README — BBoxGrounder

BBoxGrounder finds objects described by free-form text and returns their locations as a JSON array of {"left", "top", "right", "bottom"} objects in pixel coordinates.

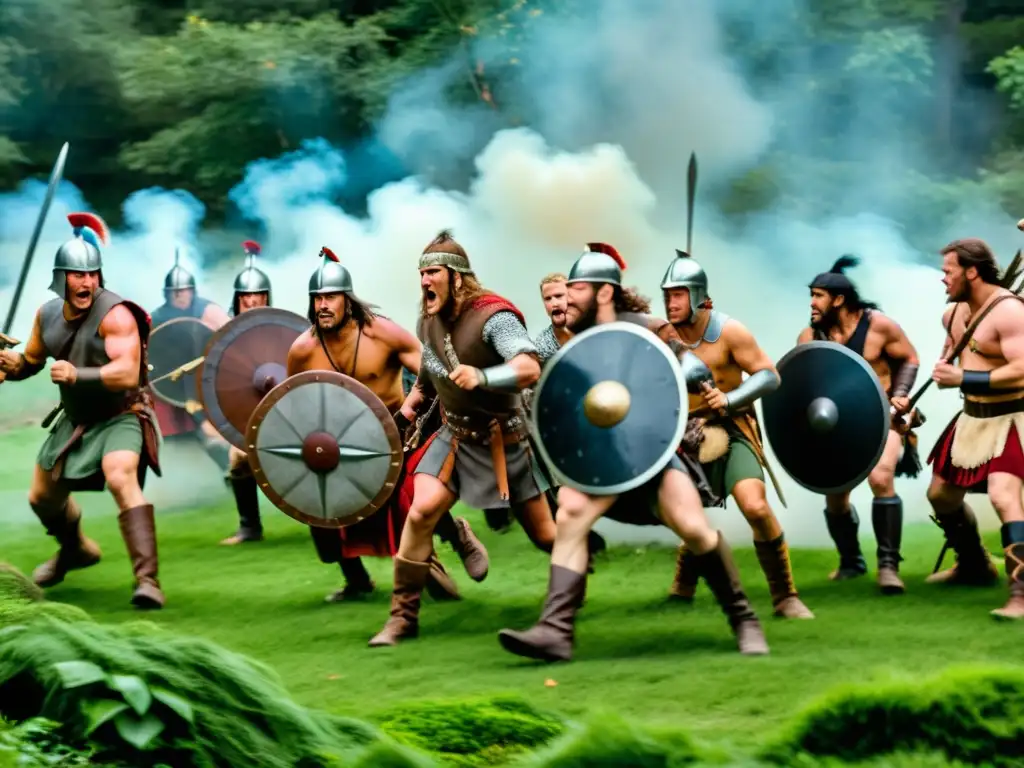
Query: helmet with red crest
[
  {"left": 232, "top": 240, "right": 272, "bottom": 314},
  {"left": 50, "top": 212, "right": 109, "bottom": 296},
  {"left": 566, "top": 242, "right": 627, "bottom": 287},
  {"left": 308, "top": 246, "right": 353, "bottom": 295}
]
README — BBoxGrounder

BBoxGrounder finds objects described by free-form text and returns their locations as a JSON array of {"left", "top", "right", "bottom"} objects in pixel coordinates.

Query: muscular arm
[
  {"left": 961, "top": 300, "right": 1024, "bottom": 392},
  {"left": 201, "top": 303, "right": 231, "bottom": 331},
  {"left": 373, "top": 318, "right": 422, "bottom": 375},
  {"left": 940, "top": 305, "right": 955, "bottom": 359},
  {"left": 1, "top": 310, "right": 48, "bottom": 380},
  {"left": 722, "top": 320, "right": 779, "bottom": 411},
  {"left": 286, "top": 333, "right": 315, "bottom": 376},
  {"left": 76, "top": 305, "right": 142, "bottom": 391},
  {"left": 796, "top": 327, "right": 814, "bottom": 345},
  {"left": 479, "top": 311, "right": 541, "bottom": 390},
  {"left": 878, "top": 314, "right": 920, "bottom": 397}
]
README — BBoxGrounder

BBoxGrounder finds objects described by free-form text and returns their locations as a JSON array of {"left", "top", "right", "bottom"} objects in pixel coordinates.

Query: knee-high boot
[
  {"left": 669, "top": 544, "right": 700, "bottom": 602},
  {"left": 497, "top": 565, "right": 587, "bottom": 662},
  {"left": 926, "top": 503, "right": 999, "bottom": 585},
  {"left": 694, "top": 533, "right": 769, "bottom": 655},
  {"left": 118, "top": 504, "right": 165, "bottom": 609},
  {"left": 30, "top": 497, "right": 101, "bottom": 587},
  {"left": 754, "top": 534, "right": 814, "bottom": 618},
  {"left": 872, "top": 496, "right": 905, "bottom": 594},
  {"left": 824, "top": 506, "right": 867, "bottom": 580},
  {"left": 991, "top": 521, "right": 1024, "bottom": 621},
  {"left": 221, "top": 465, "right": 263, "bottom": 545},
  {"left": 368, "top": 556, "right": 431, "bottom": 647}
]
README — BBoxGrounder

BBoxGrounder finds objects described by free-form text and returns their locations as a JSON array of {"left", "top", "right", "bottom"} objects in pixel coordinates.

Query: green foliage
[
  {"left": 989, "top": 46, "right": 1024, "bottom": 112},
  {"left": 0, "top": 563, "right": 91, "bottom": 631},
  {"left": 0, "top": 717, "right": 96, "bottom": 768},
  {"left": 763, "top": 664, "right": 1024, "bottom": 767},
  {"left": 0, "top": 562, "right": 44, "bottom": 603},
  {"left": 373, "top": 695, "right": 564, "bottom": 766}
]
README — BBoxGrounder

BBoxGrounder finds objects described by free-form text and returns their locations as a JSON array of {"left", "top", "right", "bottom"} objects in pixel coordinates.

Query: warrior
[
  {"left": 0, "top": 213, "right": 165, "bottom": 608},
  {"left": 663, "top": 250, "right": 813, "bottom": 618},
  {"left": 497, "top": 243, "right": 770, "bottom": 661},
  {"left": 368, "top": 230, "right": 556, "bottom": 647},
  {"left": 796, "top": 256, "right": 921, "bottom": 594},
  {"left": 286, "top": 246, "right": 490, "bottom": 603},
  {"left": 533, "top": 272, "right": 573, "bottom": 360},
  {"left": 928, "top": 238, "right": 1023, "bottom": 619},
  {"left": 221, "top": 241, "right": 274, "bottom": 545},
  {"left": 149, "top": 247, "right": 232, "bottom": 470}
]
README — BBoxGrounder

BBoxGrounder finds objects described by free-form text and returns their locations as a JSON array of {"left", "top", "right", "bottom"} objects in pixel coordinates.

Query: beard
[
  {"left": 948, "top": 282, "right": 970, "bottom": 302},
  {"left": 566, "top": 300, "right": 598, "bottom": 333},
  {"left": 810, "top": 305, "right": 840, "bottom": 332}
]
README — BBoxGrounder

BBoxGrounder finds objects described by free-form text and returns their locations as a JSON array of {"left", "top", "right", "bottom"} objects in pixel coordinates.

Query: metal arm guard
[
  {"left": 4, "top": 354, "right": 44, "bottom": 381},
  {"left": 480, "top": 362, "right": 520, "bottom": 392},
  {"left": 892, "top": 363, "right": 918, "bottom": 398},
  {"left": 725, "top": 368, "right": 780, "bottom": 412}
]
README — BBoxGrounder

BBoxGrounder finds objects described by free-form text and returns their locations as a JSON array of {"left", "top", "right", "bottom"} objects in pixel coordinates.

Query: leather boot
[
  {"left": 872, "top": 496, "right": 905, "bottom": 594},
  {"left": 694, "top": 533, "right": 769, "bottom": 655},
  {"left": 221, "top": 466, "right": 263, "bottom": 545},
  {"left": 30, "top": 498, "right": 102, "bottom": 587},
  {"left": 424, "top": 553, "right": 461, "bottom": 601},
  {"left": 668, "top": 545, "right": 699, "bottom": 603},
  {"left": 497, "top": 565, "right": 587, "bottom": 662},
  {"left": 448, "top": 517, "right": 490, "bottom": 582},
  {"left": 118, "top": 505, "right": 165, "bottom": 609},
  {"left": 484, "top": 507, "right": 515, "bottom": 533},
  {"left": 991, "top": 521, "right": 1024, "bottom": 621},
  {"left": 368, "top": 556, "right": 431, "bottom": 647},
  {"left": 926, "top": 504, "right": 1000, "bottom": 586},
  {"left": 754, "top": 535, "right": 814, "bottom": 618},
  {"left": 824, "top": 507, "right": 868, "bottom": 580},
  {"left": 325, "top": 557, "right": 375, "bottom": 603},
  {"left": 587, "top": 530, "right": 606, "bottom": 574}
]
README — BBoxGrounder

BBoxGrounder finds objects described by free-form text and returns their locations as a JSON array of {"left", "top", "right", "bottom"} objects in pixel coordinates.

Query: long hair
[
  {"left": 308, "top": 291, "right": 378, "bottom": 333},
  {"left": 420, "top": 268, "right": 490, "bottom": 319},
  {"left": 820, "top": 255, "right": 881, "bottom": 312},
  {"left": 613, "top": 285, "right": 652, "bottom": 314},
  {"left": 941, "top": 238, "right": 1001, "bottom": 285}
]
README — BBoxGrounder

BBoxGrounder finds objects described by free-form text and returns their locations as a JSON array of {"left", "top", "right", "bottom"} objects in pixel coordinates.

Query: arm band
[
  {"left": 892, "top": 363, "right": 918, "bottom": 398},
  {"left": 73, "top": 367, "right": 107, "bottom": 391},
  {"left": 5, "top": 355, "right": 44, "bottom": 381},
  {"left": 725, "top": 368, "right": 780, "bottom": 412},
  {"left": 480, "top": 363, "right": 520, "bottom": 392},
  {"left": 960, "top": 370, "right": 994, "bottom": 395}
]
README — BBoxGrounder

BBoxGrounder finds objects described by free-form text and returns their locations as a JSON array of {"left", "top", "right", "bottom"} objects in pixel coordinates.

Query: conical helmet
[
  {"left": 661, "top": 249, "right": 708, "bottom": 315},
  {"left": 566, "top": 242, "right": 626, "bottom": 287},
  {"left": 308, "top": 246, "right": 353, "bottom": 294},
  {"left": 50, "top": 212, "right": 108, "bottom": 296},
  {"left": 232, "top": 240, "right": 272, "bottom": 313},
  {"left": 164, "top": 246, "right": 196, "bottom": 293}
]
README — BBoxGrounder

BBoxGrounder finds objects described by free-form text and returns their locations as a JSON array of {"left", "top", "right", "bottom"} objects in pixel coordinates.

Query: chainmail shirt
[{"left": 420, "top": 310, "right": 538, "bottom": 377}]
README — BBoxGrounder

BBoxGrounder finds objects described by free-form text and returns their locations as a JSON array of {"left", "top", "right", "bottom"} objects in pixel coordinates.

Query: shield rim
[
  {"left": 765, "top": 340, "right": 890, "bottom": 495},
  {"left": 148, "top": 316, "right": 213, "bottom": 409},
  {"left": 244, "top": 369, "right": 404, "bottom": 529},
  {"left": 530, "top": 320, "right": 689, "bottom": 495},
  {"left": 197, "top": 307, "right": 309, "bottom": 449}
]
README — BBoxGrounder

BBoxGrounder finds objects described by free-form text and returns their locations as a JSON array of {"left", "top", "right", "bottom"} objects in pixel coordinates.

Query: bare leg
[
  {"left": 104, "top": 450, "right": 164, "bottom": 609},
  {"left": 27, "top": 464, "right": 100, "bottom": 587},
  {"left": 987, "top": 472, "right": 1024, "bottom": 620}
]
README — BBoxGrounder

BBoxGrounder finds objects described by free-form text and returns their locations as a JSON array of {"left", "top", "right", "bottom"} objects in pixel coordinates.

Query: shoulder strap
[{"left": 947, "top": 293, "right": 1019, "bottom": 364}]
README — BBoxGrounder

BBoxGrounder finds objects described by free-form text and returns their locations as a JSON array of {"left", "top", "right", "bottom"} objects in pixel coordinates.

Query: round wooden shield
[
  {"left": 245, "top": 370, "right": 403, "bottom": 528},
  {"left": 148, "top": 317, "right": 213, "bottom": 409}
]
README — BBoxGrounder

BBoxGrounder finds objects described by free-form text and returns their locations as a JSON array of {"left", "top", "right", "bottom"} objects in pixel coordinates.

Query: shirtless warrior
[
  {"left": 149, "top": 248, "right": 232, "bottom": 471},
  {"left": 663, "top": 251, "right": 813, "bottom": 618},
  {"left": 498, "top": 244, "right": 769, "bottom": 660},
  {"left": 221, "top": 241, "right": 274, "bottom": 545},
  {"left": 0, "top": 213, "right": 165, "bottom": 608},
  {"left": 797, "top": 256, "right": 921, "bottom": 594},
  {"left": 287, "top": 247, "right": 489, "bottom": 603},
  {"left": 929, "top": 238, "right": 1022, "bottom": 618},
  {"left": 369, "top": 230, "right": 556, "bottom": 646}
]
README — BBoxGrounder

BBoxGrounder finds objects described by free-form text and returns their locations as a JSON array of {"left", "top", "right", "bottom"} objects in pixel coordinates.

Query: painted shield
[
  {"left": 761, "top": 341, "right": 890, "bottom": 495},
  {"left": 245, "top": 370, "right": 403, "bottom": 528},
  {"left": 148, "top": 317, "right": 213, "bottom": 409},
  {"left": 198, "top": 307, "right": 309, "bottom": 449},
  {"left": 531, "top": 321, "right": 688, "bottom": 495}
]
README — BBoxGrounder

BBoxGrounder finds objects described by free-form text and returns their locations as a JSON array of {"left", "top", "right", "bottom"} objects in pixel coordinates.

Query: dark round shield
[
  {"left": 197, "top": 307, "right": 309, "bottom": 449},
  {"left": 531, "top": 321, "right": 688, "bottom": 495},
  {"left": 148, "top": 317, "right": 214, "bottom": 409},
  {"left": 245, "top": 370, "right": 403, "bottom": 528},
  {"left": 761, "top": 341, "right": 890, "bottom": 495}
]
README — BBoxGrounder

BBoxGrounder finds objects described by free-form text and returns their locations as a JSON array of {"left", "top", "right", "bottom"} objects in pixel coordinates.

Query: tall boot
[
  {"left": 694, "top": 533, "right": 769, "bottom": 655},
  {"left": 497, "top": 565, "right": 587, "bottom": 662},
  {"left": 424, "top": 553, "right": 461, "bottom": 601},
  {"left": 118, "top": 504, "right": 165, "bottom": 609},
  {"left": 368, "top": 556, "right": 431, "bottom": 647},
  {"left": 824, "top": 507, "right": 868, "bottom": 580},
  {"left": 436, "top": 515, "right": 489, "bottom": 582},
  {"left": 754, "top": 535, "right": 814, "bottom": 618},
  {"left": 325, "top": 557, "right": 375, "bottom": 603},
  {"left": 668, "top": 545, "right": 700, "bottom": 602},
  {"left": 991, "top": 522, "right": 1024, "bottom": 621},
  {"left": 925, "top": 504, "right": 1000, "bottom": 585},
  {"left": 484, "top": 508, "right": 515, "bottom": 533},
  {"left": 30, "top": 498, "right": 102, "bottom": 587},
  {"left": 587, "top": 530, "right": 606, "bottom": 574},
  {"left": 221, "top": 466, "right": 263, "bottom": 545},
  {"left": 872, "top": 497, "right": 905, "bottom": 594}
]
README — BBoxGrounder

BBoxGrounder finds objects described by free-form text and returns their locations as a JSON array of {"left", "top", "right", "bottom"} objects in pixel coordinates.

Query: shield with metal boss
[
  {"left": 531, "top": 321, "right": 689, "bottom": 495},
  {"left": 197, "top": 307, "right": 309, "bottom": 449},
  {"left": 245, "top": 370, "right": 404, "bottom": 528},
  {"left": 761, "top": 340, "right": 890, "bottom": 495},
  {"left": 148, "top": 317, "right": 214, "bottom": 411}
]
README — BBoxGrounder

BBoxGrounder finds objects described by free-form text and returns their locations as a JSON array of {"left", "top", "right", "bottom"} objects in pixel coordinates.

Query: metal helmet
[
  {"left": 661, "top": 249, "right": 708, "bottom": 321},
  {"left": 50, "top": 212, "right": 108, "bottom": 296},
  {"left": 309, "top": 246, "right": 353, "bottom": 295},
  {"left": 566, "top": 242, "right": 626, "bottom": 287},
  {"left": 232, "top": 240, "right": 272, "bottom": 313},
  {"left": 164, "top": 246, "right": 197, "bottom": 293}
]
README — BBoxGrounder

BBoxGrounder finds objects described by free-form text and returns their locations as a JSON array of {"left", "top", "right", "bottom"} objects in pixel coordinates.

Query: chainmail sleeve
[
  {"left": 532, "top": 325, "right": 561, "bottom": 365},
  {"left": 482, "top": 311, "right": 538, "bottom": 361}
]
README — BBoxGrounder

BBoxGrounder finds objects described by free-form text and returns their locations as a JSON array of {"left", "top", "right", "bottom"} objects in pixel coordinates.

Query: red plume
[
  {"left": 586, "top": 242, "right": 626, "bottom": 270},
  {"left": 320, "top": 246, "right": 339, "bottom": 262},
  {"left": 242, "top": 240, "right": 261, "bottom": 255},
  {"left": 67, "top": 212, "right": 110, "bottom": 245}
]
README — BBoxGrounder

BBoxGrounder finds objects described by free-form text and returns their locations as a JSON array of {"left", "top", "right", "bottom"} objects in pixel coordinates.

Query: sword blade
[
  {"left": 3, "top": 142, "right": 70, "bottom": 336},
  {"left": 685, "top": 152, "right": 697, "bottom": 256}
]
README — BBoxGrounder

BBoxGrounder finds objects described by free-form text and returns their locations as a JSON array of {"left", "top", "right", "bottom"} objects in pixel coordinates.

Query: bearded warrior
[
  {"left": 498, "top": 243, "right": 769, "bottom": 661},
  {"left": 368, "top": 230, "right": 556, "bottom": 646},
  {"left": 929, "top": 238, "right": 1024, "bottom": 619},
  {"left": 220, "top": 240, "right": 274, "bottom": 545},
  {"left": 148, "top": 246, "right": 232, "bottom": 470},
  {"left": 795, "top": 256, "right": 921, "bottom": 594},
  {"left": 286, "top": 246, "right": 489, "bottom": 603},
  {"left": 662, "top": 251, "right": 813, "bottom": 618},
  {"left": 0, "top": 213, "right": 165, "bottom": 608}
]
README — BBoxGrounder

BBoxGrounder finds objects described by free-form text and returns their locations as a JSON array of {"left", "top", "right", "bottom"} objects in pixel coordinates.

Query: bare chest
[{"left": 311, "top": 334, "right": 403, "bottom": 410}]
